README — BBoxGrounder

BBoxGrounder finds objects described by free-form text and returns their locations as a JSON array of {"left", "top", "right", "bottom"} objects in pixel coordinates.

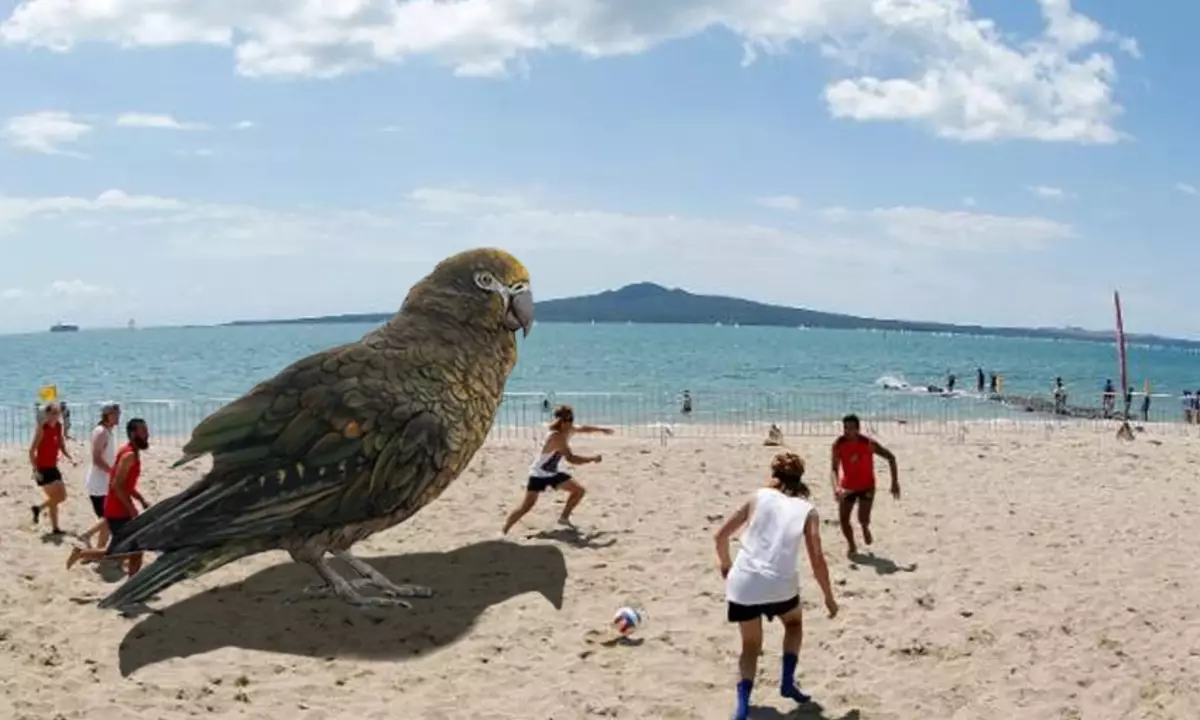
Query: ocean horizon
[{"left": 1, "top": 322, "right": 1196, "bottom": 445}]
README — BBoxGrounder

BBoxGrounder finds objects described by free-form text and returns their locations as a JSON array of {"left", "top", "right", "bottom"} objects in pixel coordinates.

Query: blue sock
[
  {"left": 733, "top": 679, "right": 753, "bottom": 720},
  {"left": 780, "top": 653, "right": 810, "bottom": 703}
]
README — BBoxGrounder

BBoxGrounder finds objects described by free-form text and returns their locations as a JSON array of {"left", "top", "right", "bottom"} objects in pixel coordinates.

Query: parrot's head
[{"left": 405, "top": 247, "right": 534, "bottom": 338}]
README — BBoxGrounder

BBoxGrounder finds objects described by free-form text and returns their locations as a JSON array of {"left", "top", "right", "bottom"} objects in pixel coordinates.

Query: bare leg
[
  {"left": 778, "top": 607, "right": 810, "bottom": 703},
  {"left": 838, "top": 495, "right": 858, "bottom": 557},
  {"left": 733, "top": 617, "right": 763, "bottom": 720},
  {"left": 857, "top": 491, "right": 875, "bottom": 546},
  {"left": 557, "top": 480, "right": 587, "bottom": 526},
  {"left": 293, "top": 555, "right": 420, "bottom": 608},
  {"left": 78, "top": 519, "right": 109, "bottom": 548},
  {"left": 502, "top": 491, "right": 539, "bottom": 534},
  {"left": 45, "top": 481, "right": 67, "bottom": 533}
]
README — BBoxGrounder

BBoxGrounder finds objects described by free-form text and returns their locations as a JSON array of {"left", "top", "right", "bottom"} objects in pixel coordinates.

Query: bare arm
[
  {"left": 111, "top": 454, "right": 138, "bottom": 517},
  {"left": 29, "top": 425, "right": 42, "bottom": 468},
  {"left": 871, "top": 439, "right": 900, "bottom": 497},
  {"left": 575, "top": 425, "right": 614, "bottom": 435},
  {"left": 549, "top": 433, "right": 599, "bottom": 465},
  {"left": 714, "top": 500, "right": 753, "bottom": 576},
  {"left": 803, "top": 511, "right": 838, "bottom": 617},
  {"left": 60, "top": 439, "right": 73, "bottom": 463},
  {"left": 91, "top": 431, "right": 112, "bottom": 475}
]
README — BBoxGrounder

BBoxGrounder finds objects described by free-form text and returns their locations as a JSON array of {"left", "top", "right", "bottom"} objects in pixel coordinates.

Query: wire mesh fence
[{"left": 3, "top": 389, "right": 1197, "bottom": 448}]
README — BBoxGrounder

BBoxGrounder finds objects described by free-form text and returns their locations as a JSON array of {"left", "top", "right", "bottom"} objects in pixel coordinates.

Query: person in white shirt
[
  {"left": 77, "top": 403, "right": 120, "bottom": 548},
  {"left": 714, "top": 452, "right": 838, "bottom": 720}
]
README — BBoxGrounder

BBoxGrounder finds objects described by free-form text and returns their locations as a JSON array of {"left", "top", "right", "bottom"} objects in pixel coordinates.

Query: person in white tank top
[
  {"left": 714, "top": 452, "right": 838, "bottom": 720},
  {"left": 77, "top": 403, "right": 120, "bottom": 549},
  {"left": 501, "top": 404, "right": 613, "bottom": 535}
]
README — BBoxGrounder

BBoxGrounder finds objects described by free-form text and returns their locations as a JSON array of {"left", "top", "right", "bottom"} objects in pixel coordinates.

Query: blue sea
[{"left": 1, "top": 323, "right": 1197, "bottom": 443}]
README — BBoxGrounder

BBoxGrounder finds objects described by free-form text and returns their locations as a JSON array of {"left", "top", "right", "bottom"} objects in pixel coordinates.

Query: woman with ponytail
[{"left": 714, "top": 452, "right": 838, "bottom": 720}]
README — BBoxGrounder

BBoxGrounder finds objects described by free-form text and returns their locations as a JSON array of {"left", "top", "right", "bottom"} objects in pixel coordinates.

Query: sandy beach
[{"left": 2, "top": 421, "right": 1199, "bottom": 720}]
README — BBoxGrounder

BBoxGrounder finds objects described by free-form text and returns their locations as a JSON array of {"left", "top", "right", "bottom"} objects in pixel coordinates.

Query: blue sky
[{"left": 1, "top": 0, "right": 1197, "bottom": 336}]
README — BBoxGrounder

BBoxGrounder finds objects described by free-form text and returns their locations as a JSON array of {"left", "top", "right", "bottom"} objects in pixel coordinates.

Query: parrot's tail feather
[{"left": 96, "top": 546, "right": 251, "bottom": 610}]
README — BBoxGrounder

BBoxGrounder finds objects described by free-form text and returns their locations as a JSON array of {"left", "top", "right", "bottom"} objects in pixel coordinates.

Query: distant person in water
[
  {"left": 714, "top": 452, "right": 838, "bottom": 720},
  {"left": 30, "top": 402, "right": 74, "bottom": 535},
  {"left": 830, "top": 414, "right": 900, "bottom": 558},
  {"left": 946, "top": 372, "right": 956, "bottom": 393},
  {"left": 1124, "top": 386, "right": 1134, "bottom": 418},
  {"left": 1140, "top": 390, "right": 1151, "bottom": 422},
  {"left": 681, "top": 390, "right": 693, "bottom": 415},
  {"left": 501, "top": 405, "right": 613, "bottom": 534},
  {"left": 976, "top": 367, "right": 985, "bottom": 394},
  {"left": 1182, "top": 391, "right": 1194, "bottom": 424},
  {"left": 1102, "top": 380, "right": 1116, "bottom": 419},
  {"left": 988, "top": 373, "right": 998, "bottom": 394},
  {"left": 1052, "top": 377, "right": 1067, "bottom": 415}
]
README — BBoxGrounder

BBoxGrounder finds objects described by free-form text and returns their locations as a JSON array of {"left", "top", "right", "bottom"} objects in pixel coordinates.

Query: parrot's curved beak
[{"left": 505, "top": 290, "right": 534, "bottom": 337}]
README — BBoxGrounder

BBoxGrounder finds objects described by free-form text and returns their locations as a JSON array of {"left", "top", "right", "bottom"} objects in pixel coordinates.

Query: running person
[
  {"left": 30, "top": 402, "right": 74, "bottom": 535},
  {"left": 830, "top": 414, "right": 899, "bottom": 557},
  {"left": 78, "top": 403, "right": 120, "bottom": 548},
  {"left": 67, "top": 418, "right": 151, "bottom": 578},
  {"left": 501, "top": 405, "right": 612, "bottom": 534},
  {"left": 714, "top": 452, "right": 838, "bottom": 720}
]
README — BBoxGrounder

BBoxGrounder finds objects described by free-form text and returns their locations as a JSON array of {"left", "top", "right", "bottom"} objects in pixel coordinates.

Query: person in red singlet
[
  {"left": 29, "top": 402, "right": 75, "bottom": 535},
  {"left": 829, "top": 414, "right": 899, "bottom": 558},
  {"left": 67, "top": 418, "right": 151, "bottom": 578}
]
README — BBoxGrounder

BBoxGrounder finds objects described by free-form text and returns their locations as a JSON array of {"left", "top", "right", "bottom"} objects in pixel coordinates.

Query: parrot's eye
[{"left": 474, "top": 271, "right": 498, "bottom": 291}]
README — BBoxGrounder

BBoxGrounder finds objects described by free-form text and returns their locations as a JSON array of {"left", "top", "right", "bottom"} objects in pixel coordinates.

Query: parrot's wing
[{"left": 109, "top": 343, "right": 452, "bottom": 553}]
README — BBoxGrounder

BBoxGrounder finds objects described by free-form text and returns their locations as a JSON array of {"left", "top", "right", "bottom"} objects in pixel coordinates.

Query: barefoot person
[
  {"left": 67, "top": 418, "right": 151, "bottom": 578},
  {"left": 830, "top": 414, "right": 899, "bottom": 557},
  {"left": 714, "top": 452, "right": 838, "bottom": 720},
  {"left": 30, "top": 402, "right": 74, "bottom": 535},
  {"left": 501, "top": 405, "right": 612, "bottom": 534},
  {"left": 77, "top": 403, "right": 120, "bottom": 548}
]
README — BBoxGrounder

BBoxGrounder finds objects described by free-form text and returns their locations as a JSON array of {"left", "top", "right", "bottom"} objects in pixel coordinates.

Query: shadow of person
[
  {"left": 40, "top": 532, "right": 66, "bottom": 545},
  {"left": 526, "top": 527, "right": 616, "bottom": 549},
  {"left": 751, "top": 701, "right": 862, "bottom": 719},
  {"left": 116, "top": 540, "right": 567, "bottom": 677},
  {"left": 849, "top": 551, "right": 917, "bottom": 576}
]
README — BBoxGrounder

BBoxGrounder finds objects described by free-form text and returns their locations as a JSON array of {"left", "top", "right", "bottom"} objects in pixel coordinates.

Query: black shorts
[
  {"left": 89, "top": 495, "right": 106, "bottom": 518},
  {"left": 527, "top": 472, "right": 572, "bottom": 493},
  {"left": 35, "top": 467, "right": 63, "bottom": 486},
  {"left": 727, "top": 595, "right": 800, "bottom": 623},
  {"left": 104, "top": 517, "right": 132, "bottom": 552},
  {"left": 841, "top": 488, "right": 875, "bottom": 504}
]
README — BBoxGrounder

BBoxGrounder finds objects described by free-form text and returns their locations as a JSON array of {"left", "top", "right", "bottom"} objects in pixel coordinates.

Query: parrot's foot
[{"left": 332, "top": 550, "right": 435, "bottom": 599}]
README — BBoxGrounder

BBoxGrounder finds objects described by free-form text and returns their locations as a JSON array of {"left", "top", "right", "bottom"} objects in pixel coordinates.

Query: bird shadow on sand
[
  {"left": 849, "top": 551, "right": 917, "bottom": 576},
  {"left": 116, "top": 540, "right": 567, "bottom": 677},
  {"left": 526, "top": 526, "right": 616, "bottom": 549},
  {"left": 751, "top": 702, "right": 861, "bottom": 719}
]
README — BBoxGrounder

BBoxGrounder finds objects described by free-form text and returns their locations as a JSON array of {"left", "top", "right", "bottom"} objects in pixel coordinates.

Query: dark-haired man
[
  {"left": 830, "top": 414, "right": 899, "bottom": 558},
  {"left": 67, "top": 418, "right": 151, "bottom": 578}
]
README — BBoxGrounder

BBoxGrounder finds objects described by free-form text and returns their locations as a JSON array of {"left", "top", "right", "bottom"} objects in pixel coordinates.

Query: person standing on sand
[
  {"left": 1102, "top": 380, "right": 1116, "bottom": 419},
  {"left": 77, "top": 403, "right": 120, "bottom": 548},
  {"left": 30, "top": 402, "right": 75, "bottom": 535},
  {"left": 714, "top": 452, "right": 838, "bottom": 720},
  {"left": 501, "top": 405, "right": 613, "bottom": 534},
  {"left": 976, "top": 367, "right": 985, "bottom": 394},
  {"left": 67, "top": 418, "right": 152, "bottom": 578},
  {"left": 830, "top": 414, "right": 899, "bottom": 558}
]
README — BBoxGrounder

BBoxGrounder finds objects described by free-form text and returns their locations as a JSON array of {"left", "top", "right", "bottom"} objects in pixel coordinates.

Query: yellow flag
[{"left": 37, "top": 384, "right": 57, "bottom": 402}]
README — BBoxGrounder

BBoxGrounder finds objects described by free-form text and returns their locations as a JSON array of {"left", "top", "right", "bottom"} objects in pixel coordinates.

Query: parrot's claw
[{"left": 288, "top": 578, "right": 424, "bottom": 608}]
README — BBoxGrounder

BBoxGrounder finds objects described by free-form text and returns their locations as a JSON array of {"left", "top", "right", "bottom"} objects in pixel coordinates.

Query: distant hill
[{"left": 223, "top": 282, "right": 1200, "bottom": 349}]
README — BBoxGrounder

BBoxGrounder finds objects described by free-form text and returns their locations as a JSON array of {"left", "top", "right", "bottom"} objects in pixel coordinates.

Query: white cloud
[
  {"left": 45, "top": 279, "right": 112, "bottom": 297},
  {"left": 1176, "top": 182, "right": 1197, "bottom": 196},
  {"left": 0, "top": 188, "right": 185, "bottom": 231},
  {"left": 0, "top": 0, "right": 1137, "bottom": 144},
  {"left": 407, "top": 187, "right": 530, "bottom": 214},
  {"left": 232, "top": 120, "right": 255, "bottom": 130},
  {"left": 755, "top": 195, "right": 803, "bottom": 211},
  {"left": 115, "top": 112, "right": 208, "bottom": 130},
  {"left": 3, "top": 110, "right": 91, "bottom": 156},
  {"left": 1027, "top": 184, "right": 1072, "bottom": 201}
]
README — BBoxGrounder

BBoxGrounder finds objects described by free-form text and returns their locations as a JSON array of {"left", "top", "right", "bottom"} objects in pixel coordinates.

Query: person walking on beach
[
  {"left": 29, "top": 402, "right": 75, "bottom": 535},
  {"left": 67, "top": 418, "right": 152, "bottom": 578},
  {"left": 1140, "top": 390, "right": 1151, "bottom": 422},
  {"left": 77, "top": 403, "right": 120, "bottom": 548},
  {"left": 714, "top": 452, "right": 838, "bottom": 720},
  {"left": 830, "top": 414, "right": 899, "bottom": 558},
  {"left": 1102, "top": 380, "right": 1116, "bottom": 419},
  {"left": 1052, "top": 377, "right": 1067, "bottom": 415},
  {"left": 1182, "top": 391, "right": 1194, "bottom": 424},
  {"left": 501, "top": 405, "right": 613, "bottom": 534},
  {"left": 976, "top": 367, "right": 985, "bottom": 394},
  {"left": 1124, "top": 386, "right": 1134, "bottom": 418}
]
